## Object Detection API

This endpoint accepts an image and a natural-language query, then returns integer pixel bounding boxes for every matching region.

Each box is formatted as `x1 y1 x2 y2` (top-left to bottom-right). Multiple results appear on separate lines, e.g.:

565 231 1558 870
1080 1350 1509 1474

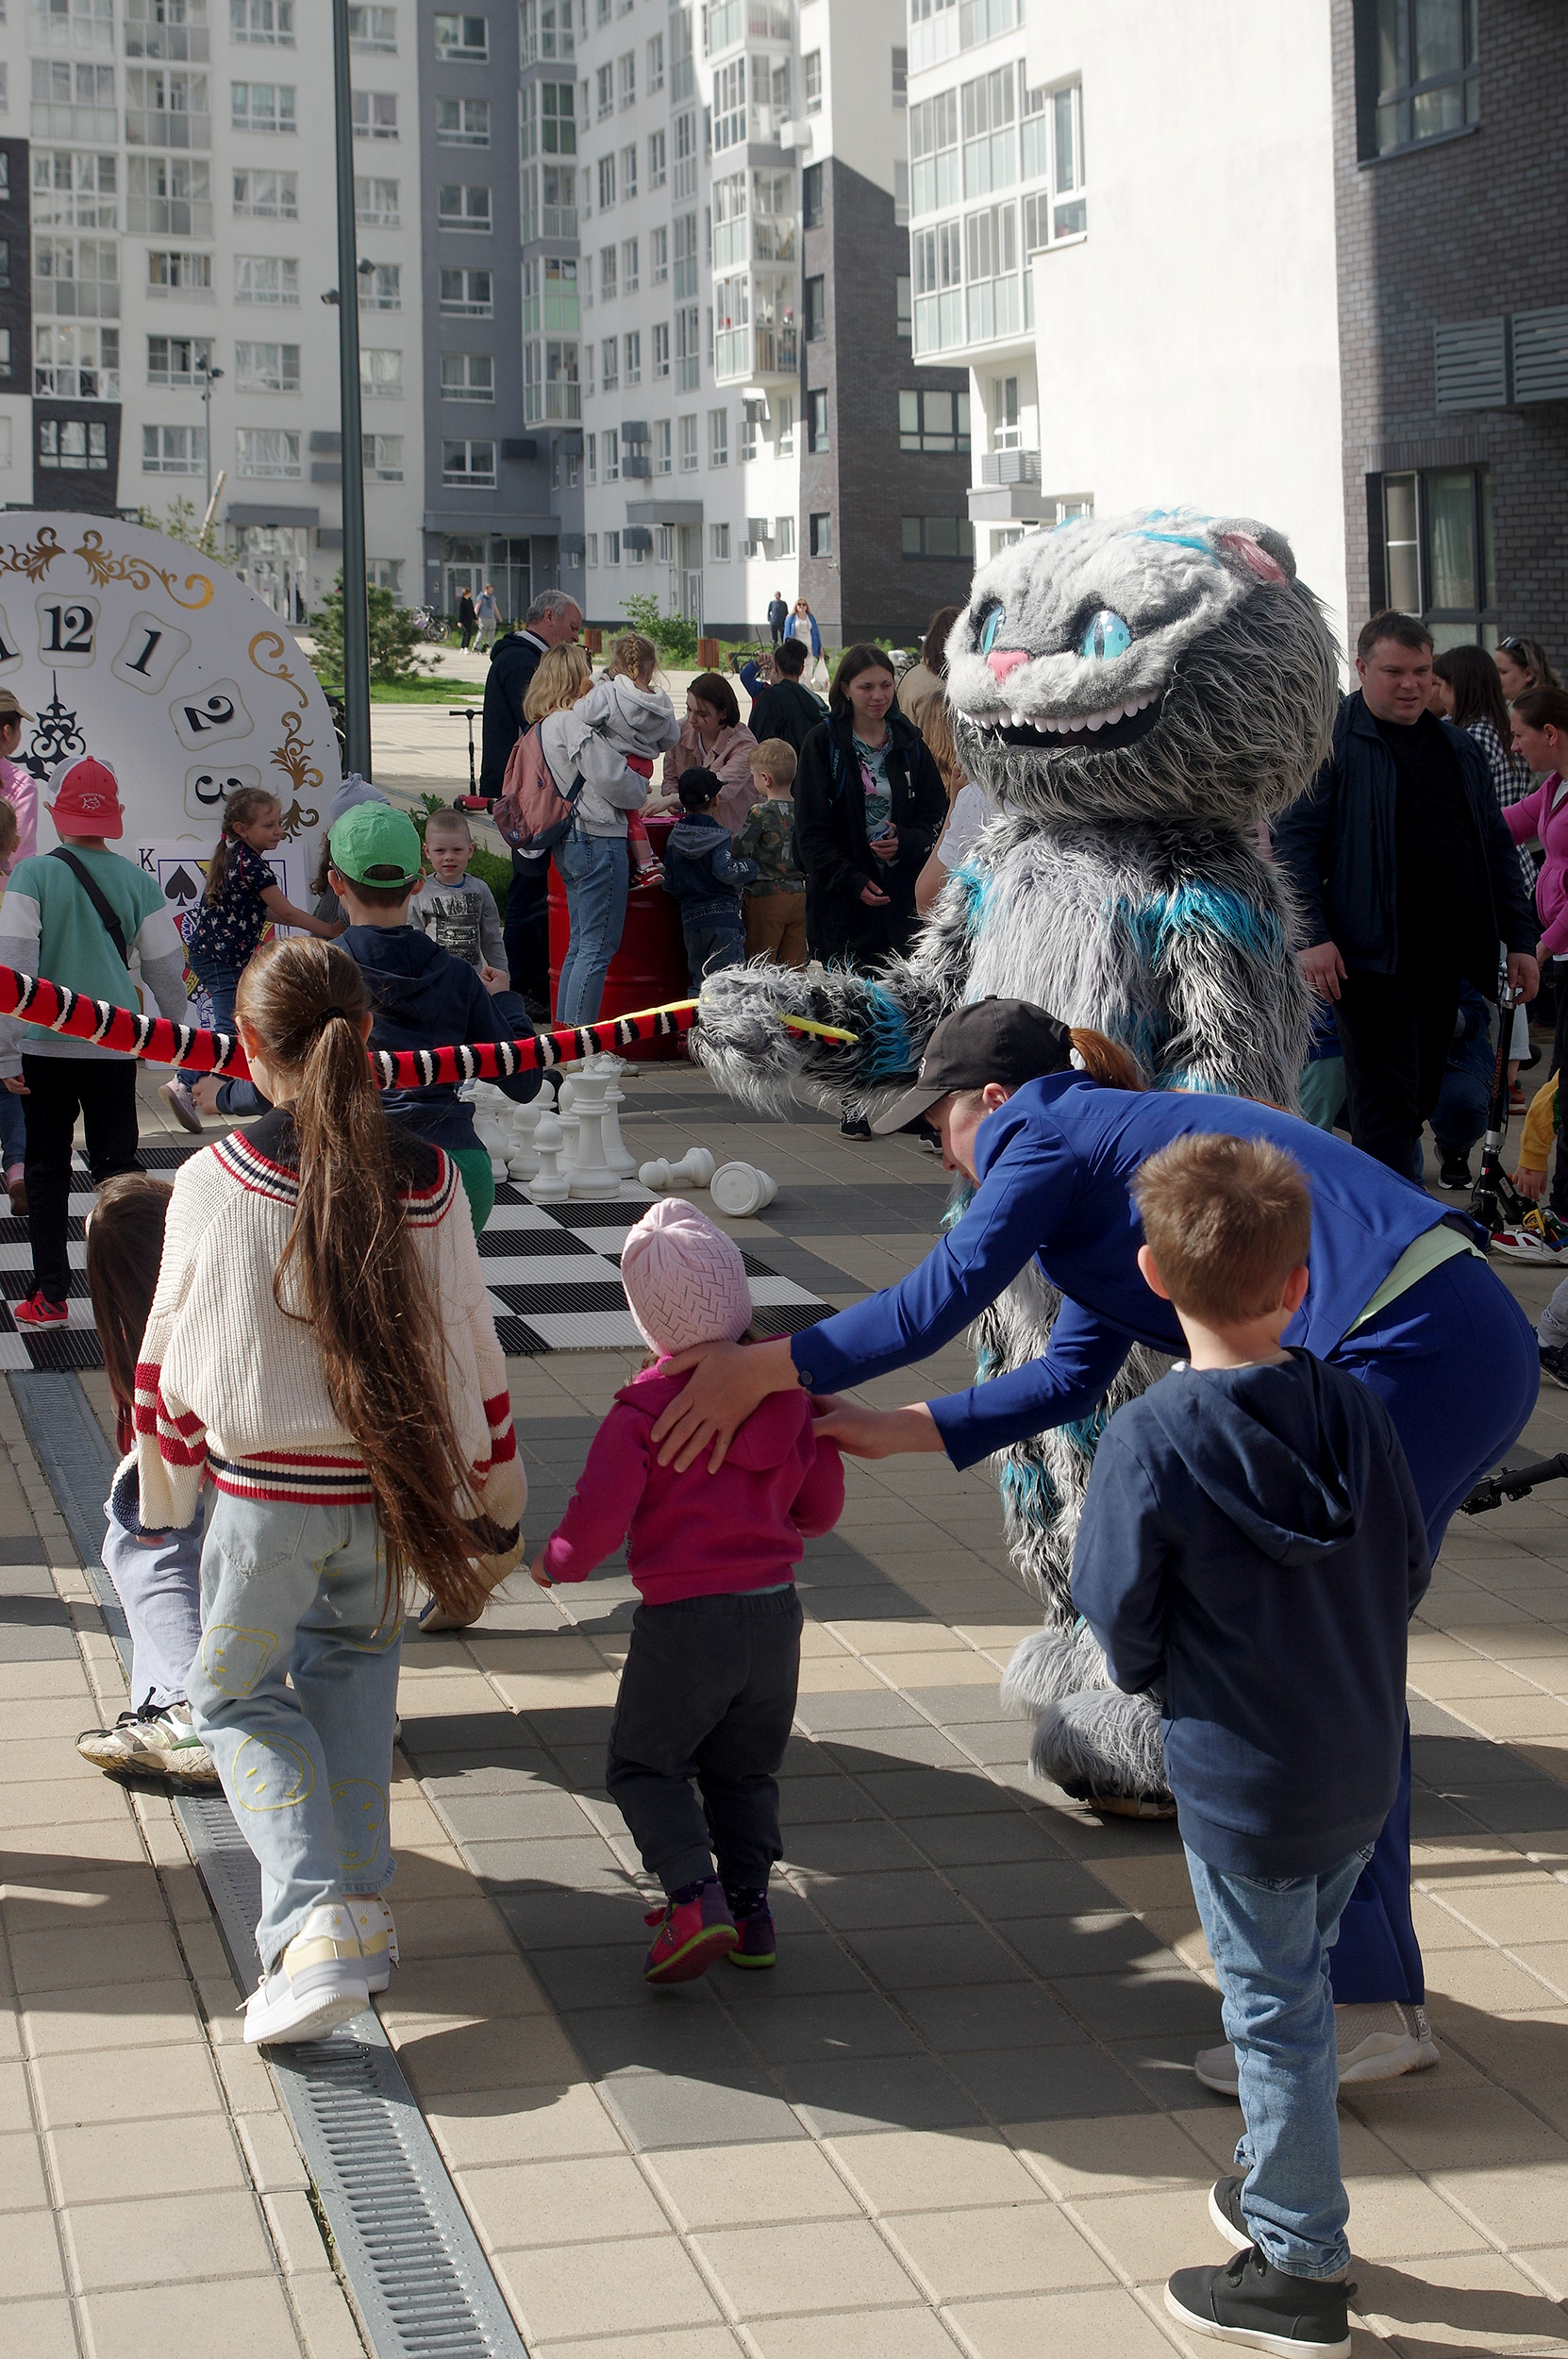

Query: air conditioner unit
1433 317 1509 411
746 516 771 542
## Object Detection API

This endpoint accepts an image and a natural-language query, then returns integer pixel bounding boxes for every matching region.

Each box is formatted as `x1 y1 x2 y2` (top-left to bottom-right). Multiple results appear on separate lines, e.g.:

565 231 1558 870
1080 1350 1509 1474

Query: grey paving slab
462 1836 639 1892
967 2041 1160 2121
781 1820 929 1877
899 1981 1088 2055
435 1789 604 1843
599 2065 806 2150
791 1690 928 1733
779 2053 985 2135
497 1888 652 1950
563 1997 764 2082
908 1811 1074 1868
1056 1969 1226 2043
940 1860 1116 1920
855 1766 1026 1818
1001 1913 1167 1982
722 1988 924 2067
806 1870 974 1934
848 1926 1029 1993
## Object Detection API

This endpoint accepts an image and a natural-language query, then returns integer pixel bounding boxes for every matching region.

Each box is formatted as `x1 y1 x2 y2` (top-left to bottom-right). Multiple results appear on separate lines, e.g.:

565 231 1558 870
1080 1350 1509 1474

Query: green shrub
622 591 701 668
309 574 425 689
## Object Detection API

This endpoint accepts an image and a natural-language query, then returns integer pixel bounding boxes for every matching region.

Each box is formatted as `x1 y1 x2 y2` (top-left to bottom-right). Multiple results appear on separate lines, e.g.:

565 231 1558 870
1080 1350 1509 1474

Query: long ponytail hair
1068 1028 1144 1091
235 937 485 1622
204 785 281 904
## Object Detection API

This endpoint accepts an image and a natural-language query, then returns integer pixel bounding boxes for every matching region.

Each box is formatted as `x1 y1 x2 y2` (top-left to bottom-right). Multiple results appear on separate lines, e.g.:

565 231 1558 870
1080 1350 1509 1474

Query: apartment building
908 0 1348 642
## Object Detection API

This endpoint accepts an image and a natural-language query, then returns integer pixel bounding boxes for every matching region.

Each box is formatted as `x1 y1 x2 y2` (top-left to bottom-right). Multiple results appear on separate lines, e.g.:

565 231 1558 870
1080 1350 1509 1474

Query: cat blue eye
1080 610 1131 661
979 606 1003 656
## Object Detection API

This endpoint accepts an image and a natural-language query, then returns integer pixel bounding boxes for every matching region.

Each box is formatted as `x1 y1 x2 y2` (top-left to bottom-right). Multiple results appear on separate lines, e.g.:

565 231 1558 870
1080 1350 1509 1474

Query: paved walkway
4 1064 1568 2354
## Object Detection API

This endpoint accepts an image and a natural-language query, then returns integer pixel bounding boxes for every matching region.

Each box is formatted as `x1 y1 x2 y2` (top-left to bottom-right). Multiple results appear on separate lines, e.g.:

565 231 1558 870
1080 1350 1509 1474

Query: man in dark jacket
1272 610 1538 1174
766 591 789 647
743 639 829 758
478 589 582 1019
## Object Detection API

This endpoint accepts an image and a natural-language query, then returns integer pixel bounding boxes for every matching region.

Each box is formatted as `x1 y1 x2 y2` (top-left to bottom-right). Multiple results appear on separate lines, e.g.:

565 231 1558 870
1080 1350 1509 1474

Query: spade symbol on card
163 865 201 907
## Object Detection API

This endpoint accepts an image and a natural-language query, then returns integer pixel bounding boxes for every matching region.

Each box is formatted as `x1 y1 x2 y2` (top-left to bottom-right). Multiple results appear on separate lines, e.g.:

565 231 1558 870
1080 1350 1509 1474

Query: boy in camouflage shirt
736 739 808 969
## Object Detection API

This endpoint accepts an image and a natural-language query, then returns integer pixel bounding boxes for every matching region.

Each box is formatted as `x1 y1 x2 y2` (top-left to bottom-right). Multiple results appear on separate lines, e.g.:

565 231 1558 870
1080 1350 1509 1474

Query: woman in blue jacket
653 1000 1539 2040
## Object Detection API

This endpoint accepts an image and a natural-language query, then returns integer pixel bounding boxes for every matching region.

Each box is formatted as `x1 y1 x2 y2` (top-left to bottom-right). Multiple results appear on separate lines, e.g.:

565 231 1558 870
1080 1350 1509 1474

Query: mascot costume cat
695 508 1341 1810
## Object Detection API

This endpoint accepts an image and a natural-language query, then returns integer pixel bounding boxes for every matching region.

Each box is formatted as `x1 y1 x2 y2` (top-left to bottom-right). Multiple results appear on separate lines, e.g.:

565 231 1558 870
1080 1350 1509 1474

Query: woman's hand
859 881 892 908
870 825 900 863
811 1400 946 1458
2 1076 26 1096
648 1335 800 1471
1512 1163 1547 1201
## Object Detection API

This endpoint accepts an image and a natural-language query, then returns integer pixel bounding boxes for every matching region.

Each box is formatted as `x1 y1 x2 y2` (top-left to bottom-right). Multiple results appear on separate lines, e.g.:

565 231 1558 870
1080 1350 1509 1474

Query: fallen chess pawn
638 1148 717 1192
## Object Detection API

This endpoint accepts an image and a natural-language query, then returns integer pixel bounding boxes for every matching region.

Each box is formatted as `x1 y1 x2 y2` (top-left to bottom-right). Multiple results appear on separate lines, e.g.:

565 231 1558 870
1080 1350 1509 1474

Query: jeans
0 1085 24 1172
186 1491 402 1968
1187 1843 1371 2280
505 851 552 1012
607 1587 803 1898
682 915 746 986
22 1054 141 1304
179 958 267 1117
102 1499 203 1711
554 826 629 1027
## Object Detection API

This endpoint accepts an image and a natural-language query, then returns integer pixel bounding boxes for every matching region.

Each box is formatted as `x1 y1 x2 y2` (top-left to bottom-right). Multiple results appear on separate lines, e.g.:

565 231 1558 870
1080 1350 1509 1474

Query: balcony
980 450 1040 486
713 322 797 385
522 204 577 243
125 109 211 148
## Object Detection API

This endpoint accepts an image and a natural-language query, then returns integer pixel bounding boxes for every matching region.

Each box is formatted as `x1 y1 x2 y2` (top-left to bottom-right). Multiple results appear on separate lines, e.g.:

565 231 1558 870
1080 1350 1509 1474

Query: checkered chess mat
0 1145 833 1371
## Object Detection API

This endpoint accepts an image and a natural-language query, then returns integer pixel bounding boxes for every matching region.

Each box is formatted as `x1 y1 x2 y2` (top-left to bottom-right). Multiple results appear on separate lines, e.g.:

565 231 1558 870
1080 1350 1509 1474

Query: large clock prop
0 513 341 952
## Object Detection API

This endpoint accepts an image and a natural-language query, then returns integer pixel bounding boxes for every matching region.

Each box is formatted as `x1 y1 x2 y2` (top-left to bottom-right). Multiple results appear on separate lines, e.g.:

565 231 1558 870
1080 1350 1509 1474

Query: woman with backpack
793 644 948 971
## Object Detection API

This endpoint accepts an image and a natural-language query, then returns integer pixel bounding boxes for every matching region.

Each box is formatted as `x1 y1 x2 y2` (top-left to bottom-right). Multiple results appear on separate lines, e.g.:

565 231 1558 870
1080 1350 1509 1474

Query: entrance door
236 527 309 622
678 525 703 624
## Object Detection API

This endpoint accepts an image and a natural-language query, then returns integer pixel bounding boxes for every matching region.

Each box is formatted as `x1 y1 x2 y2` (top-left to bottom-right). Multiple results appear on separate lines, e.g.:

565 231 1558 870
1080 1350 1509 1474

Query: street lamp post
331 0 372 780
195 356 224 507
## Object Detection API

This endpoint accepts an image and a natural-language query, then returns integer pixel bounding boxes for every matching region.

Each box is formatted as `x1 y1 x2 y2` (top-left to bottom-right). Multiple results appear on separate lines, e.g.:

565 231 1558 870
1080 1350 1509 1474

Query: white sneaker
245 1903 369 2045
76 1700 221 1788
348 1893 399 1993
159 1079 204 1134
1194 2001 1440 2098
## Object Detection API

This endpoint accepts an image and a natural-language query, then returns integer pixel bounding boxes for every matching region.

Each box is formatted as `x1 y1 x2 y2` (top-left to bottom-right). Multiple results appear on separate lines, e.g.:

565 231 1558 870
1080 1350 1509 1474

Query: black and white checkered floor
0 1145 832 1370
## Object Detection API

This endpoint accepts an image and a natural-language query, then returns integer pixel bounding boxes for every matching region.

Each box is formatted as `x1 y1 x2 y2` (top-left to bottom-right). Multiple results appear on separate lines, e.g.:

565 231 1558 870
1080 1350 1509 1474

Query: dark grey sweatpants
606 1587 803 1897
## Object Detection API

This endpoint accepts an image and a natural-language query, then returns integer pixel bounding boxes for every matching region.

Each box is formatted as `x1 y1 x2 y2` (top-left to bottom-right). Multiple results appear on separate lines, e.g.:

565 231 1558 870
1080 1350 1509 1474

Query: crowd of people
0 585 1563 2359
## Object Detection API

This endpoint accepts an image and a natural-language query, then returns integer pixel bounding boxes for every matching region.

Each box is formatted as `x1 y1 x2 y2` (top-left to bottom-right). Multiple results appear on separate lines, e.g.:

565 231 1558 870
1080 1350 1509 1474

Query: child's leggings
186 1492 401 1968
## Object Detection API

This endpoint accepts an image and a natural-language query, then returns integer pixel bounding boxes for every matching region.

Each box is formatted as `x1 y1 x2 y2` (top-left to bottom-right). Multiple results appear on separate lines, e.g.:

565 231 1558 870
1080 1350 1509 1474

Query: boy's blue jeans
1186 1842 1371 2280
178 958 267 1115
682 915 745 985
186 1492 402 1968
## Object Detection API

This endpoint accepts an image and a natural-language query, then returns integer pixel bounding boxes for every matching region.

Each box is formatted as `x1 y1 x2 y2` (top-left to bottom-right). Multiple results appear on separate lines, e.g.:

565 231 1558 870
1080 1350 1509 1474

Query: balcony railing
522 204 577 243
980 449 1040 486
125 108 211 147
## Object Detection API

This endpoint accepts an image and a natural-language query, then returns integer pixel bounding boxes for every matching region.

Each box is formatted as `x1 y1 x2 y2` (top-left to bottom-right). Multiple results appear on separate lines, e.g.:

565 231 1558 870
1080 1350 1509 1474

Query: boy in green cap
328 802 540 1232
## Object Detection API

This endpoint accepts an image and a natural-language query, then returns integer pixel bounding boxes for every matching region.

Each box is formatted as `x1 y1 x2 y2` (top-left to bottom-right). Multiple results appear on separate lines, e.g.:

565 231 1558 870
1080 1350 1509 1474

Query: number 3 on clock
35 594 101 667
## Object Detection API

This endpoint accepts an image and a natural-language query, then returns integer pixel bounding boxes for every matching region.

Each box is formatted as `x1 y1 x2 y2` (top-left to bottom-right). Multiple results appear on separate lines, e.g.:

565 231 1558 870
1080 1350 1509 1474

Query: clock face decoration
0 513 341 937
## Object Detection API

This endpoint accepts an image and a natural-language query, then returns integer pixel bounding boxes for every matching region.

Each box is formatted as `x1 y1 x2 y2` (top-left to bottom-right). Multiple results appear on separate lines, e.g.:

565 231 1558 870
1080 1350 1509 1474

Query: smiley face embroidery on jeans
231 1732 314 1812
200 1621 280 1697
331 1779 388 1870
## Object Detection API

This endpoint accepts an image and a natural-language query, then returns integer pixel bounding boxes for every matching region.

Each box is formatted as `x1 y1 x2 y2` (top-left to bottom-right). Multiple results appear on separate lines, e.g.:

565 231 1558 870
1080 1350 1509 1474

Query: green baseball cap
328 801 424 888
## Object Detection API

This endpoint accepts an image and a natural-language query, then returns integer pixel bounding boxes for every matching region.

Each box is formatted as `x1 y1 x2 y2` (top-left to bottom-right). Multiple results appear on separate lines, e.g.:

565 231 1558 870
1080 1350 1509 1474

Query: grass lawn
319 678 483 703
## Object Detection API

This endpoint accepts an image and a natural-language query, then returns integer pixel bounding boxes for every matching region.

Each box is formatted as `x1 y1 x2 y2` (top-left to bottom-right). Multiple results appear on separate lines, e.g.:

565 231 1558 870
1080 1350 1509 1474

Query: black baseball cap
870 997 1075 1134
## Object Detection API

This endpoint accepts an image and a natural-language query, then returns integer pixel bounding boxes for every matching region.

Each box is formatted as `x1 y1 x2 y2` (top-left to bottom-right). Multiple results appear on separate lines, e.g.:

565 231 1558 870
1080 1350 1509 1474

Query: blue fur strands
1112 883 1285 977
859 980 914 1082
999 1454 1061 1527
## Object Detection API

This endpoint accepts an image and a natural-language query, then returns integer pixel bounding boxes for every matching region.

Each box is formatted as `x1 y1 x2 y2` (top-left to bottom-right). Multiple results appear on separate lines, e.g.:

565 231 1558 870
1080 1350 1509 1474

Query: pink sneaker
642 1880 739 1984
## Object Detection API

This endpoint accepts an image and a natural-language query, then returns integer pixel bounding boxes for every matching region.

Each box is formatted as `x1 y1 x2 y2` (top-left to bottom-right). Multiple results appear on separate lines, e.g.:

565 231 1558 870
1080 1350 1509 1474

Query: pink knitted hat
619 1196 752 1356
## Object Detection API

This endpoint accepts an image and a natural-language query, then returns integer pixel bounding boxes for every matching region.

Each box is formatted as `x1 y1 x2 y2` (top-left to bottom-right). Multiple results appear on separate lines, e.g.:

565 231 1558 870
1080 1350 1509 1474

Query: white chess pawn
506 1096 543 1182
472 1112 509 1184
678 1146 716 1188
600 1071 637 1178
710 1162 776 1217
525 1111 570 1203
565 1067 621 1199
638 1158 673 1191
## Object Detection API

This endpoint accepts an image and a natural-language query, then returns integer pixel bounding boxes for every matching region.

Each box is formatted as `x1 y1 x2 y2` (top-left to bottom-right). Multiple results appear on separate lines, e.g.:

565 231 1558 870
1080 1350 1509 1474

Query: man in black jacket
1273 611 1538 1174
766 590 788 647
478 589 582 1018
743 639 828 757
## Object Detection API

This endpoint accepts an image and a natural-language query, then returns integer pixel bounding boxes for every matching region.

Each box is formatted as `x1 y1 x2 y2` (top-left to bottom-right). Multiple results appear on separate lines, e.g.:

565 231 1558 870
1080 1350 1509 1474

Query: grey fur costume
694 510 1340 1806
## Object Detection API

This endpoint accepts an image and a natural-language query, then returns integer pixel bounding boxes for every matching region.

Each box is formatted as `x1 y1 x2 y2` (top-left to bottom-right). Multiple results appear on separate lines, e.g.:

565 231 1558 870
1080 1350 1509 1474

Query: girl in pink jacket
1505 688 1568 960
533 1196 843 1984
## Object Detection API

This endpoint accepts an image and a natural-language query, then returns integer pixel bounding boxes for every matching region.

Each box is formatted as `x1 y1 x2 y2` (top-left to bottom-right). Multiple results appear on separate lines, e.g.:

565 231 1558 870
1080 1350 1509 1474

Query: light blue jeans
1186 1842 1372 2280
554 825 629 1026
102 1500 203 1711
186 1492 402 1968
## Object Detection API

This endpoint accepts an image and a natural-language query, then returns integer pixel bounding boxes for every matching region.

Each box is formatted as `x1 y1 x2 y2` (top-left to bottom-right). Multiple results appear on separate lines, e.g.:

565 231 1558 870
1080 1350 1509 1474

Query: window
523 252 578 332
739 405 757 462
896 274 911 337
523 336 579 421
653 320 670 378
363 434 402 479
237 426 301 476
909 88 959 215
236 166 298 218
598 242 616 299
232 81 294 132
712 55 746 150
33 59 118 142
367 558 404 594
960 62 1015 195
802 161 822 229
604 427 619 479
776 515 795 556
804 49 821 111
32 148 118 229
709 407 728 467
1021 80 1086 243
892 45 908 106
146 245 211 293
231 0 294 43
1360 0 1478 159
625 330 641 385
807 388 828 452
963 200 1019 338
40 417 109 470
651 225 668 283
1373 465 1494 646
805 276 825 341
348 5 396 51
596 62 613 117
605 531 621 567
441 264 491 314
676 303 700 391
991 373 1020 447
33 232 120 316
809 510 831 559
359 346 402 398
34 321 120 397
902 514 975 560
622 237 639 293
434 11 487 61
521 0 574 64
674 210 699 298
601 334 618 389
235 339 299 390
586 533 598 567
236 252 297 303
648 31 663 91
360 261 400 310
441 351 492 401
352 90 397 140
442 436 495 485
597 153 615 208
655 418 672 473
679 412 698 473
147 332 212 386
710 523 730 562
674 105 697 198
621 142 638 198
437 182 490 230
586 430 596 482
436 96 489 145
142 422 206 474
899 387 971 454
649 128 666 188
127 153 210 234
0 420 11 470
776 393 793 456
619 49 635 106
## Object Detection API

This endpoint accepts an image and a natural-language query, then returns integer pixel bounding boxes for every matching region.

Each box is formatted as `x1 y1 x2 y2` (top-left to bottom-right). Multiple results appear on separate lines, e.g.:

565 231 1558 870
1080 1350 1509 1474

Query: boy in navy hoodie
660 766 758 984
1072 1133 1429 2359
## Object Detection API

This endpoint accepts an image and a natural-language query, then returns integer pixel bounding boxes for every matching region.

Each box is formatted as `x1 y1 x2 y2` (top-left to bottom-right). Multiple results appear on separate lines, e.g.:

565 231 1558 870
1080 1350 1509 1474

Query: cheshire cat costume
692 507 1341 1805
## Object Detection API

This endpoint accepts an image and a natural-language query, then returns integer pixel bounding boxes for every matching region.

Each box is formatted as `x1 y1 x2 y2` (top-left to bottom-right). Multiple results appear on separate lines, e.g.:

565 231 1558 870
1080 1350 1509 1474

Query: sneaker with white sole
348 1893 399 1993
1166 2247 1352 2358
1195 2001 1439 2098
159 1079 204 1133
245 1902 369 2045
76 1698 221 1787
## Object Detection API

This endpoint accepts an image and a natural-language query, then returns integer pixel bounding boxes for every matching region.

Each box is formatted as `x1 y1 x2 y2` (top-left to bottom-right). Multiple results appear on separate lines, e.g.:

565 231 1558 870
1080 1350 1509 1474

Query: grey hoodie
542 676 680 838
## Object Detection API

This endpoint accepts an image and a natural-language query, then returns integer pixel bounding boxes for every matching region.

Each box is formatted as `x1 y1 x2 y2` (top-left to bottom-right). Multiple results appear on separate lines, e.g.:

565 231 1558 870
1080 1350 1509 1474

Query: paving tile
746 2309 954 2359
389 2013 584 2100
1430 2161 1568 2251
692 2217 918 2317
459 2152 669 2250
80 2273 305 2358
61 2186 276 2290
949 2043 1157 2124
48 2110 247 2205
721 1988 923 2066
884 2198 1112 2300
1351 2250 1568 2355
778 2054 983 2136
425 2083 626 2169
493 2232 724 2342
898 1980 1085 2054
1045 1970 1224 2042
806 1872 972 1934
534 2332 744 2359
1364 2083 1568 2174
648 2139 860 2230
0 2296 76 2358
599 2067 807 2152
1340 2171 1490 2260
1006 2110 1215 2197
8 1917 186 1995
0 2059 32 2133
848 1926 1027 1991
904 1811 1069 1868
0 2128 48 2212
946 2284 1183 2359
829 2126 1044 2215
22 1980 203 2054
779 1821 927 1877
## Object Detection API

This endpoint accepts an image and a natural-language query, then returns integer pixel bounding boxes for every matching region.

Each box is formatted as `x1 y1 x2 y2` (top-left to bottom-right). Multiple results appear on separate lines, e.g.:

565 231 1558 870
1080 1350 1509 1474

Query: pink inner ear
1219 531 1288 585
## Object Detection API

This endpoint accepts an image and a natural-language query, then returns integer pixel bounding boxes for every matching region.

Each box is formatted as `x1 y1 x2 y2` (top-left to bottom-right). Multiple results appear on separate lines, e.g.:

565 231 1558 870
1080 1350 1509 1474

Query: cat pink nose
986 647 1029 684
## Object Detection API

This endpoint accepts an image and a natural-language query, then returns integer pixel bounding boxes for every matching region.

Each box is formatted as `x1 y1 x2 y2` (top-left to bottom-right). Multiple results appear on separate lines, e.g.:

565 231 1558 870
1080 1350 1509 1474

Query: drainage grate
11 1371 530 2359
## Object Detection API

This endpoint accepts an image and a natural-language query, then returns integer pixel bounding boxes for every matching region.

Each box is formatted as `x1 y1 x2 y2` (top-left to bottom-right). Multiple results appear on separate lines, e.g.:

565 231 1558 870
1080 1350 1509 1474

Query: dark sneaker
642 1880 738 1983
726 1905 776 1969
1209 2175 1252 2251
839 1111 873 1139
1166 2247 1352 2356
13 1290 68 1328
1543 1343 1568 1391
1437 1153 1472 1191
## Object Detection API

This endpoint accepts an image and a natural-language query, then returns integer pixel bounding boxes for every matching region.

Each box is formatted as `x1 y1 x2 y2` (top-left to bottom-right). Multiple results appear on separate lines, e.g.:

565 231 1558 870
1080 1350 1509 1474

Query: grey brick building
1332 0 1568 663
